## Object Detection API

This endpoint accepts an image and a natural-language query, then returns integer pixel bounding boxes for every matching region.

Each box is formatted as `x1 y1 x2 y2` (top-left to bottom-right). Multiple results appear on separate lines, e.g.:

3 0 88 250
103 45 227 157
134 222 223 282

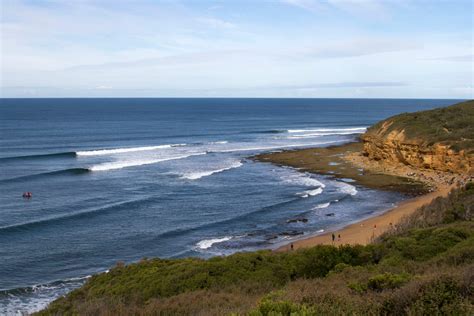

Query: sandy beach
254 141 468 252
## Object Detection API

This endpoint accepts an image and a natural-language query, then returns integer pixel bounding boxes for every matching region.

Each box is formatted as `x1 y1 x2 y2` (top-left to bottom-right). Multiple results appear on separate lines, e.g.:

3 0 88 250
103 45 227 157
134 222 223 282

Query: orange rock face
361 126 473 175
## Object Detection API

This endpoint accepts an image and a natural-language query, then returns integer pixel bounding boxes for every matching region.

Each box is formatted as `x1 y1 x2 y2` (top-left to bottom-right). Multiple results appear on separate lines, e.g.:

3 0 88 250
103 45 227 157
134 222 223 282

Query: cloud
280 0 324 12
61 50 248 71
281 0 392 18
196 17 236 29
426 55 473 62
300 39 419 59
277 82 408 89
326 0 388 17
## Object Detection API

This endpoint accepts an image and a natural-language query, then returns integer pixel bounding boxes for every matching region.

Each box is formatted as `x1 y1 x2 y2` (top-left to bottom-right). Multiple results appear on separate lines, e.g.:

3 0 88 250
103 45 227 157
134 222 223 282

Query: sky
0 0 472 98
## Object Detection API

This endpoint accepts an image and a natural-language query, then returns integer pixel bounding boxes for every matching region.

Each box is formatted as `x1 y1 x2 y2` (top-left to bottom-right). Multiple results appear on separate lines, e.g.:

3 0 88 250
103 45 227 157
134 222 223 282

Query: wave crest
76 144 186 156
287 127 367 133
181 160 243 180
312 202 331 209
89 153 206 171
196 236 232 249
300 187 323 198
336 181 358 196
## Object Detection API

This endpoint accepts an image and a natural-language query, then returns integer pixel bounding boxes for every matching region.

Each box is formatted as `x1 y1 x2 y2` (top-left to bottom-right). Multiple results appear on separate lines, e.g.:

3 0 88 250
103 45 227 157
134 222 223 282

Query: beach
276 183 454 251
254 141 467 251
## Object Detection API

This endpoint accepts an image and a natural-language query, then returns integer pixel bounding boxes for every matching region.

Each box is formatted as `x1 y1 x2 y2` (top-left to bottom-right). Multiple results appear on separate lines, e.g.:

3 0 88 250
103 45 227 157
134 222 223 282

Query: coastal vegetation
37 182 474 315
366 100 474 152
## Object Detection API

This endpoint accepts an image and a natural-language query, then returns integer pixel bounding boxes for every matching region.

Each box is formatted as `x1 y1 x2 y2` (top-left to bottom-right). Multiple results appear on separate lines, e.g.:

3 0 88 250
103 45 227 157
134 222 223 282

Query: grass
37 183 474 315
366 100 474 152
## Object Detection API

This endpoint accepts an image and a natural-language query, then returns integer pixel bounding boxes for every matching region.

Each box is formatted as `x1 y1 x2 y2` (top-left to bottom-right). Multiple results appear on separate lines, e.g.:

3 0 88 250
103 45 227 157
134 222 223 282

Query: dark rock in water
279 230 304 236
286 218 308 224
325 213 335 217
266 234 278 240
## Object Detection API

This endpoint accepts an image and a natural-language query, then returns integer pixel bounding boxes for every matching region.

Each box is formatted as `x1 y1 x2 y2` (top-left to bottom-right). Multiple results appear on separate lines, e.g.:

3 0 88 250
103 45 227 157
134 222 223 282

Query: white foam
316 229 325 233
181 160 243 180
209 141 228 144
283 173 326 188
300 187 323 198
76 144 186 156
336 181 358 196
312 202 331 209
1 275 91 315
89 153 206 171
287 131 366 139
287 127 367 133
211 141 340 153
196 236 232 249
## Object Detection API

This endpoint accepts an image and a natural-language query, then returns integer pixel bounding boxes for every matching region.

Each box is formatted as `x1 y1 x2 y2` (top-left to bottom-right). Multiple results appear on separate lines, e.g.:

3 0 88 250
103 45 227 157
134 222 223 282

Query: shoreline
254 141 467 251
275 183 454 251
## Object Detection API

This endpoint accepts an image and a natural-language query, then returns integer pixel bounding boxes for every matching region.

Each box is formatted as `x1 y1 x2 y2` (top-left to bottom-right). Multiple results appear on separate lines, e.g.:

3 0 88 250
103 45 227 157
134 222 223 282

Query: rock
325 213 335 217
279 230 304 236
362 130 473 175
286 218 308 224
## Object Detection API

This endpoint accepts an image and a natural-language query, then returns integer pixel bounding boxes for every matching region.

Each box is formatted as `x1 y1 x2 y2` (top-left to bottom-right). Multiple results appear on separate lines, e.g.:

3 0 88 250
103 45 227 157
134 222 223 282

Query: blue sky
1 0 472 98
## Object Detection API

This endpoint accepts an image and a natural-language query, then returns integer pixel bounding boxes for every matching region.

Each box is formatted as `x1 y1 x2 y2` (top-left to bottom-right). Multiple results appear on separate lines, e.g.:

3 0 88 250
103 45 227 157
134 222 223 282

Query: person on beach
290 243 294 251
332 233 335 243
338 234 341 241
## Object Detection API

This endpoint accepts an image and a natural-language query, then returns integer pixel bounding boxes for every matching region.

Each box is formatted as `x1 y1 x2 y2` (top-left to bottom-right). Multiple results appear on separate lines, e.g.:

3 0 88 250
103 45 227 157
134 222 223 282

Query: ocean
0 98 461 314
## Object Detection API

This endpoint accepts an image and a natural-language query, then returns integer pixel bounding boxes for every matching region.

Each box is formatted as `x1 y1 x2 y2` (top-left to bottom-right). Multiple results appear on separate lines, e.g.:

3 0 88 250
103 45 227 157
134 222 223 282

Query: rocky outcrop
361 120 473 175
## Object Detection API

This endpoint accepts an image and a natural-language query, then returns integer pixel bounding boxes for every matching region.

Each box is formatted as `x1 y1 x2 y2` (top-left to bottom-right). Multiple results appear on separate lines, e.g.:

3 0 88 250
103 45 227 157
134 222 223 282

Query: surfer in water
22 192 32 198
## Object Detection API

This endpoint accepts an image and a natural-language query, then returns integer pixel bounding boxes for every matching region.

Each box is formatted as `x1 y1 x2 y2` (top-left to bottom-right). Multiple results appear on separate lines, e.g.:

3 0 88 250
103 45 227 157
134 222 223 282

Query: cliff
362 100 474 175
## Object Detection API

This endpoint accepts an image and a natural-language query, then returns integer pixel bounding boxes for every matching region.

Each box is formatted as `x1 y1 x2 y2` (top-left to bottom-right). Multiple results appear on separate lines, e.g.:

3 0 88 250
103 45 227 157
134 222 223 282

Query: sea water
0 98 461 313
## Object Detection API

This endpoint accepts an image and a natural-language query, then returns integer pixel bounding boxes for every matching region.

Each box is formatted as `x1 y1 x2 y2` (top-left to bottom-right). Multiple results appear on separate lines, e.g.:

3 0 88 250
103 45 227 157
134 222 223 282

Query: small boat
22 192 32 198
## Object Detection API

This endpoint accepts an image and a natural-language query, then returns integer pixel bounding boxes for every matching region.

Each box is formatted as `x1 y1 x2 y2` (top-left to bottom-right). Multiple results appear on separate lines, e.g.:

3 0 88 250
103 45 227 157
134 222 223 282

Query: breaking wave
181 160 243 180
287 127 367 134
211 141 340 153
208 141 228 144
336 181 358 196
300 187 323 198
0 276 91 315
196 236 232 249
89 153 206 171
76 144 186 156
312 202 331 209
282 172 326 188
285 127 367 139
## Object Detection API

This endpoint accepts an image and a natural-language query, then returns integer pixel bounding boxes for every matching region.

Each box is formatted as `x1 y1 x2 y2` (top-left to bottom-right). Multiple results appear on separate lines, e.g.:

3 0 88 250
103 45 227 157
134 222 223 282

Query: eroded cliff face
362 121 473 175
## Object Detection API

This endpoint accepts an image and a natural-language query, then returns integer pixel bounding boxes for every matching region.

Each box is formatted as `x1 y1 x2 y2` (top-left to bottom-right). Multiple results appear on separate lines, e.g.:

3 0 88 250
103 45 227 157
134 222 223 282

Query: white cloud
196 17 236 29
426 55 473 62
301 38 420 58
280 0 324 12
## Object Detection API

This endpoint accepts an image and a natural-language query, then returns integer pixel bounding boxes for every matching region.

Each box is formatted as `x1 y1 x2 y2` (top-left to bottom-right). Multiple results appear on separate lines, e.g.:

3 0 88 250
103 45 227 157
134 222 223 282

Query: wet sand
253 141 466 251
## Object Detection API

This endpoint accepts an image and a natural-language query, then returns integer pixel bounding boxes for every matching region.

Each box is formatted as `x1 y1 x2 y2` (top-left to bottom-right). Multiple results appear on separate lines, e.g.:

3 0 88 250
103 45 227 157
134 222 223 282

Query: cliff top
365 100 474 153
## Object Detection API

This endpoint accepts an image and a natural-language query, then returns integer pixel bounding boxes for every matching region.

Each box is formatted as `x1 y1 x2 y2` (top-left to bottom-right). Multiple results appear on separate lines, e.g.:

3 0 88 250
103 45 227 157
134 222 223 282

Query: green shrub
407 276 471 315
367 273 410 291
250 298 316 316
348 281 368 294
